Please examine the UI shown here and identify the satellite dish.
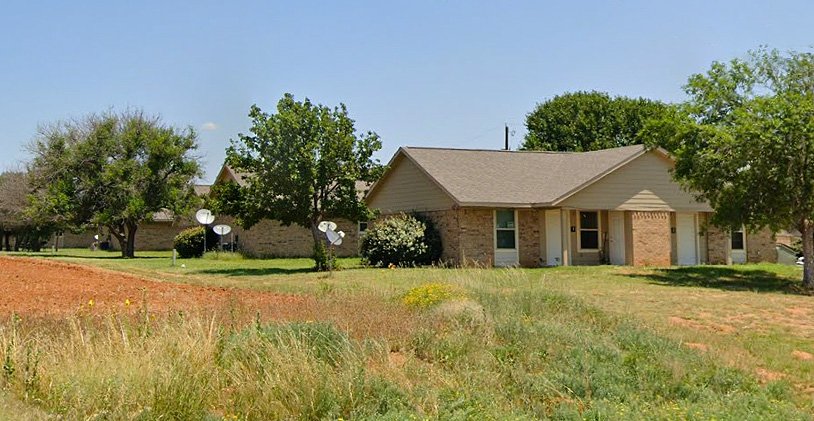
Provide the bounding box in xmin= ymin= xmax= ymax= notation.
xmin=93 ymin=234 xmax=99 ymax=241
xmin=195 ymin=209 xmax=215 ymax=225
xmin=213 ymin=224 xmax=231 ymax=236
xmin=326 ymin=228 xmax=344 ymax=246
xmin=318 ymin=220 xmax=337 ymax=233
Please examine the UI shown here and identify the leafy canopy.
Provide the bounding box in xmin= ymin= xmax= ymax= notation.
xmin=642 ymin=47 xmax=814 ymax=286
xmin=223 ymin=94 xmax=383 ymax=269
xmin=28 ymin=111 xmax=201 ymax=257
xmin=522 ymin=91 xmax=670 ymax=152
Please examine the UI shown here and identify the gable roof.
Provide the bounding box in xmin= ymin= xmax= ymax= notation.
xmin=369 ymin=144 xmax=669 ymax=207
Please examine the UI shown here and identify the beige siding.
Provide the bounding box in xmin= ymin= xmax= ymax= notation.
xmin=367 ymin=155 xmax=455 ymax=213
xmin=559 ymin=151 xmax=712 ymax=212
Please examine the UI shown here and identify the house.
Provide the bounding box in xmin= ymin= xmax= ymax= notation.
xmin=365 ymin=144 xmax=777 ymax=267
xmin=211 ymin=165 xmax=363 ymax=257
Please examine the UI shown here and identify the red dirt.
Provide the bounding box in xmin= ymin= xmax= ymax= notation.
xmin=792 ymin=350 xmax=814 ymax=361
xmin=0 ymin=256 xmax=309 ymax=318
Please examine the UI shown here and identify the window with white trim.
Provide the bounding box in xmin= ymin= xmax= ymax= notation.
xmin=358 ymin=221 xmax=369 ymax=235
xmin=495 ymin=210 xmax=516 ymax=249
xmin=579 ymin=211 xmax=600 ymax=251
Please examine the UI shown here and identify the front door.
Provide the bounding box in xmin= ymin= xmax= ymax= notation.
xmin=608 ymin=211 xmax=625 ymax=265
xmin=544 ymin=209 xmax=562 ymax=266
xmin=676 ymin=212 xmax=698 ymax=266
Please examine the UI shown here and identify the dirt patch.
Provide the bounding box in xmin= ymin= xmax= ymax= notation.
xmin=792 ymin=350 xmax=814 ymax=361
xmin=668 ymin=316 xmax=736 ymax=334
xmin=684 ymin=342 xmax=708 ymax=352
xmin=388 ymin=351 xmax=408 ymax=368
xmin=0 ymin=256 xmax=309 ymax=318
xmin=755 ymin=368 xmax=786 ymax=383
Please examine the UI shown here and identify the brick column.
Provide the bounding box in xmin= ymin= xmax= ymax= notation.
xmin=706 ymin=225 xmax=730 ymax=265
xmin=629 ymin=211 xmax=671 ymax=266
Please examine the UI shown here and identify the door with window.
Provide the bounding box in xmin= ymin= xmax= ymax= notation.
xmin=731 ymin=229 xmax=747 ymax=264
xmin=494 ymin=210 xmax=519 ymax=267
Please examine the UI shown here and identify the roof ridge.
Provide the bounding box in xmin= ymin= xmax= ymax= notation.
xmin=402 ymin=144 xmax=644 ymax=155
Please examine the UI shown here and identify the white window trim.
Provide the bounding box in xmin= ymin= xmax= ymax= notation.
xmin=358 ymin=221 xmax=369 ymax=236
xmin=577 ymin=210 xmax=601 ymax=252
xmin=731 ymin=227 xmax=747 ymax=251
xmin=494 ymin=209 xmax=519 ymax=251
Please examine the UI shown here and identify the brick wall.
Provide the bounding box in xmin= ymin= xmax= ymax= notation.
xmin=219 ymin=216 xmax=359 ymax=258
xmin=419 ymin=210 xmax=460 ymax=264
xmin=746 ymin=228 xmax=777 ymax=263
xmin=457 ymin=209 xmax=494 ymax=266
xmin=706 ymin=224 xmax=730 ymax=264
xmin=629 ymin=211 xmax=671 ymax=266
xmin=517 ymin=209 xmax=541 ymax=267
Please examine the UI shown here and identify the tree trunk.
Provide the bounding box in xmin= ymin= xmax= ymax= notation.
xmin=310 ymin=222 xmax=327 ymax=271
xmin=108 ymin=224 xmax=127 ymax=258
xmin=802 ymin=220 xmax=814 ymax=289
xmin=125 ymin=222 xmax=137 ymax=258
xmin=2 ymin=232 xmax=9 ymax=251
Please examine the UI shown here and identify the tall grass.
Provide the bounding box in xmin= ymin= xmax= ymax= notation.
xmin=0 ymin=269 xmax=809 ymax=419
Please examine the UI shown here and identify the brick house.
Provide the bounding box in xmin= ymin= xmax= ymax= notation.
xmin=365 ymin=145 xmax=777 ymax=267
xmin=211 ymin=165 xmax=363 ymax=257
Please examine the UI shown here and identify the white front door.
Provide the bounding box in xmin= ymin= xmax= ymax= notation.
xmin=608 ymin=211 xmax=626 ymax=265
xmin=545 ymin=209 xmax=562 ymax=266
xmin=676 ymin=212 xmax=698 ymax=266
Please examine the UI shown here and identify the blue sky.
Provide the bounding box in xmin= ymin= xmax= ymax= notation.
xmin=1 ymin=1 xmax=811 ymax=182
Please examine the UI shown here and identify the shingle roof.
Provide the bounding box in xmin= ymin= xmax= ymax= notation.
xmin=396 ymin=144 xmax=650 ymax=207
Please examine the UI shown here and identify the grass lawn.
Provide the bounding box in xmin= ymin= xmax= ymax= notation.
xmin=1 ymin=248 xmax=813 ymax=418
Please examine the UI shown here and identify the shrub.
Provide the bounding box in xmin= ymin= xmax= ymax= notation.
xmin=174 ymin=227 xmax=203 ymax=258
xmin=360 ymin=213 xmax=442 ymax=267
xmin=173 ymin=226 xmax=220 ymax=258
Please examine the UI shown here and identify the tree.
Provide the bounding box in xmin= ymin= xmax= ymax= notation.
xmin=223 ymin=93 xmax=383 ymax=270
xmin=28 ymin=111 xmax=201 ymax=257
xmin=642 ymin=47 xmax=814 ymax=288
xmin=521 ymin=91 xmax=670 ymax=152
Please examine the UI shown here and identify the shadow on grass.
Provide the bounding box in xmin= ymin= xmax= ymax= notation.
xmin=1 ymin=252 xmax=165 ymax=260
xmin=627 ymin=266 xmax=808 ymax=295
xmin=193 ymin=267 xmax=314 ymax=277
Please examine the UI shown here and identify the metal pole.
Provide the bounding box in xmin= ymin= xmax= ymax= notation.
xmin=202 ymin=224 xmax=206 ymax=256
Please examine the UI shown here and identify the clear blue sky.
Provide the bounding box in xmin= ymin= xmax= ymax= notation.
xmin=1 ymin=1 xmax=811 ymax=182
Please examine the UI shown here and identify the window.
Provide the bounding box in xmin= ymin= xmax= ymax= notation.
xmin=579 ymin=211 xmax=600 ymax=250
xmin=731 ymin=229 xmax=745 ymax=250
xmin=495 ymin=210 xmax=516 ymax=249
xmin=358 ymin=221 xmax=369 ymax=235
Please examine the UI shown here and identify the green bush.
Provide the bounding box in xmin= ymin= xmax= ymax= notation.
xmin=360 ymin=213 xmax=442 ymax=267
xmin=173 ymin=226 xmax=221 ymax=258
xmin=173 ymin=227 xmax=204 ymax=258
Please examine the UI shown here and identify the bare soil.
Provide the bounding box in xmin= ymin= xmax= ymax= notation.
xmin=0 ymin=256 xmax=308 ymax=318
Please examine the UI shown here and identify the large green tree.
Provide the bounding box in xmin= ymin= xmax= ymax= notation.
xmin=223 ymin=93 xmax=383 ymax=270
xmin=643 ymin=48 xmax=814 ymax=288
xmin=521 ymin=91 xmax=670 ymax=151
xmin=0 ymin=171 xmax=56 ymax=251
xmin=28 ymin=111 xmax=201 ymax=257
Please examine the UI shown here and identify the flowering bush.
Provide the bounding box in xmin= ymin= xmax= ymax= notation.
xmin=360 ymin=213 xmax=442 ymax=267
xmin=402 ymin=283 xmax=458 ymax=308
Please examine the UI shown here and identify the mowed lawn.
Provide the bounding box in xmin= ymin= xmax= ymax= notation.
xmin=1 ymin=248 xmax=813 ymax=418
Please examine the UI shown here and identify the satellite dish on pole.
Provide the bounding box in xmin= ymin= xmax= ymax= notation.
xmin=195 ymin=209 xmax=215 ymax=225
xmin=213 ymin=224 xmax=232 ymax=236
xmin=318 ymin=220 xmax=337 ymax=233
xmin=213 ymin=224 xmax=232 ymax=252
xmin=326 ymin=228 xmax=344 ymax=246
